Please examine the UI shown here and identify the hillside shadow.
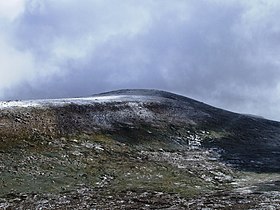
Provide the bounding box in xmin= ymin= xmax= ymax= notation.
xmin=202 ymin=139 xmax=280 ymax=173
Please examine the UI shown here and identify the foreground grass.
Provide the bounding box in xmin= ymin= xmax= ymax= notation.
xmin=0 ymin=133 xmax=210 ymax=199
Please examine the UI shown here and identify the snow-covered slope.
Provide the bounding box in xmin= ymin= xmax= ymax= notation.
xmin=0 ymin=95 xmax=160 ymax=108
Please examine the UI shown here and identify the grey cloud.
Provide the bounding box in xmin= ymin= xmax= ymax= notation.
xmin=3 ymin=0 xmax=280 ymax=121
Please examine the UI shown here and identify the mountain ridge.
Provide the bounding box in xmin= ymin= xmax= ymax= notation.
xmin=0 ymin=89 xmax=280 ymax=209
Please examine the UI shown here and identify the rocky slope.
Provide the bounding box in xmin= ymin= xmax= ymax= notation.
xmin=0 ymin=89 xmax=279 ymax=209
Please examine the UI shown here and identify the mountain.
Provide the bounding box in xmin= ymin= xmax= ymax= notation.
xmin=0 ymin=89 xmax=279 ymax=209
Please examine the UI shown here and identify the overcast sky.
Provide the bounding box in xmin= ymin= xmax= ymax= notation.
xmin=0 ymin=0 xmax=280 ymax=120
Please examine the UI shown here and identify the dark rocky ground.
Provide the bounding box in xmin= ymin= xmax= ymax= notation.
xmin=0 ymin=89 xmax=279 ymax=209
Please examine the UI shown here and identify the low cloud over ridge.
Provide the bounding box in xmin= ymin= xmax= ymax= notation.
xmin=1 ymin=0 xmax=280 ymax=120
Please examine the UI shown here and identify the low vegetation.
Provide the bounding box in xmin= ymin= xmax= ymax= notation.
xmin=0 ymin=89 xmax=279 ymax=209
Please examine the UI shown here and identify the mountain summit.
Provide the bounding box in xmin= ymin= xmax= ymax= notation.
xmin=1 ymin=89 xmax=280 ymax=209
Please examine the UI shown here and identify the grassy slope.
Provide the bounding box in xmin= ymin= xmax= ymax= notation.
xmin=0 ymin=90 xmax=280 ymax=209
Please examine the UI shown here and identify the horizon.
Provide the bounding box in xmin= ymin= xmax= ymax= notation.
xmin=0 ymin=1 xmax=280 ymax=120
xmin=0 ymin=88 xmax=270 ymax=121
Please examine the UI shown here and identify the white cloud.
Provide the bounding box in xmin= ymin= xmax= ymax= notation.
xmin=0 ymin=36 xmax=36 ymax=97
xmin=0 ymin=0 xmax=39 ymax=97
xmin=0 ymin=0 xmax=26 ymax=21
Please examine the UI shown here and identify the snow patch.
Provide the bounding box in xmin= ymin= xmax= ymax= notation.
xmin=0 ymin=95 xmax=163 ymax=109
